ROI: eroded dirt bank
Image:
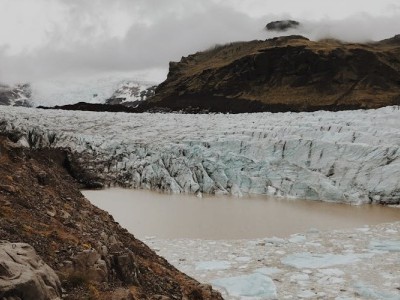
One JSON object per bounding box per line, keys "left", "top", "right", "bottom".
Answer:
{"left": 0, "top": 135, "right": 222, "bottom": 299}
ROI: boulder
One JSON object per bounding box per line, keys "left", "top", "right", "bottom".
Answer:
{"left": 0, "top": 241, "right": 61, "bottom": 300}
{"left": 70, "top": 249, "right": 108, "bottom": 282}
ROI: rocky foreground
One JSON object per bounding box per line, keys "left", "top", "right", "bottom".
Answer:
{"left": 0, "top": 136, "right": 222, "bottom": 299}
{"left": 1, "top": 106, "right": 399, "bottom": 204}
{"left": 139, "top": 35, "right": 400, "bottom": 113}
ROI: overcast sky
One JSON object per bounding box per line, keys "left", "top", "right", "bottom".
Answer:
{"left": 1, "top": 0, "right": 400, "bottom": 84}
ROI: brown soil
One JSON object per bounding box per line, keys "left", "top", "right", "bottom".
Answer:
{"left": 0, "top": 135, "right": 222, "bottom": 299}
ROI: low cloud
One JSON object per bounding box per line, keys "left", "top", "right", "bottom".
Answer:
{"left": 0, "top": 0, "right": 399, "bottom": 84}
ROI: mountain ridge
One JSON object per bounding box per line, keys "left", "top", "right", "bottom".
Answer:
{"left": 139, "top": 35, "right": 400, "bottom": 113}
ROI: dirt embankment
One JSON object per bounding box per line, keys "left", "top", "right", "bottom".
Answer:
{"left": 0, "top": 135, "right": 222, "bottom": 299}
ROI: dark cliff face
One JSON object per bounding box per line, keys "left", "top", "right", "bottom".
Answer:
{"left": 140, "top": 35, "right": 400, "bottom": 113}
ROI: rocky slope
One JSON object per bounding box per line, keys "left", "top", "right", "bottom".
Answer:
{"left": 1, "top": 106, "right": 399, "bottom": 204}
{"left": 0, "top": 83, "right": 32, "bottom": 107}
{"left": 138, "top": 35, "right": 400, "bottom": 113}
{"left": 0, "top": 136, "right": 222, "bottom": 299}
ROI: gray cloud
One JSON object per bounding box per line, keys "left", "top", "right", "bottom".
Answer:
{"left": 0, "top": 0, "right": 399, "bottom": 84}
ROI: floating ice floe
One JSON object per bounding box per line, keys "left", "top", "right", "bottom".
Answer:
{"left": 369, "top": 240, "right": 400, "bottom": 252}
{"left": 288, "top": 234, "right": 306, "bottom": 243}
{"left": 195, "top": 260, "right": 231, "bottom": 271}
{"left": 254, "top": 267, "right": 282, "bottom": 276}
{"left": 212, "top": 273, "right": 277, "bottom": 299}
{"left": 354, "top": 282, "right": 400, "bottom": 300}
{"left": 281, "top": 252, "right": 374, "bottom": 269}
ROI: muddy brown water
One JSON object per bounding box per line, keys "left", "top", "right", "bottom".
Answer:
{"left": 82, "top": 188, "right": 400, "bottom": 240}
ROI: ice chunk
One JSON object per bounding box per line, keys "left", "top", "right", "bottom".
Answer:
{"left": 281, "top": 252, "right": 371, "bottom": 269}
{"left": 290, "top": 272, "right": 310, "bottom": 283}
{"left": 255, "top": 267, "right": 282, "bottom": 276}
{"left": 369, "top": 240, "right": 400, "bottom": 252}
{"left": 319, "top": 268, "right": 345, "bottom": 276}
{"left": 264, "top": 237, "right": 286, "bottom": 245}
{"left": 297, "top": 290, "right": 316, "bottom": 298}
{"left": 288, "top": 234, "right": 306, "bottom": 243}
{"left": 235, "top": 256, "right": 252, "bottom": 262}
{"left": 195, "top": 260, "right": 231, "bottom": 270}
{"left": 354, "top": 282, "right": 400, "bottom": 300}
{"left": 212, "top": 273, "right": 277, "bottom": 299}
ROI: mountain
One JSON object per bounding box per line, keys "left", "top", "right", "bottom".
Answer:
{"left": 136, "top": 35, "right": 400, "bottom": 113}
{"left": 1, "top": 78, "right": 157, "bottom": 108}
{"left": 0, "top": 83, "right": 32, "bottom": 107}
{"left": 105, "top": 81, "right": 157, "bottom": 107}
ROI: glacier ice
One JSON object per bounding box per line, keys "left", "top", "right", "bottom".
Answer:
{"left": 0, "top": 105, "right": 399, "bottom": 204}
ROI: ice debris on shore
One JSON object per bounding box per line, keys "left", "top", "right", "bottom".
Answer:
{"left": 144, "top": 222, "right": 400, "bottom": 299}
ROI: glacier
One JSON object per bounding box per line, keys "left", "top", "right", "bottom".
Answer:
{"left": 0, "top": 105, "right": 399, "bottom": 204}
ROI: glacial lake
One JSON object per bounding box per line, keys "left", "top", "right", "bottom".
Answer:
{"left": 82, "top": 188, "right": 400, "bottom": 240}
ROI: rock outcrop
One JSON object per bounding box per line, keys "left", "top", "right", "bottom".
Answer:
{"left": 135, "top": 35, "right": 400, "bottom": 113}
{"left": 266, "top": 20, "right": 300, "bottom": 32}
{"left": 0, "top": 241, "right": 61, "bottom": 300}
{"left": 0, "top": 136, "right": 223, "bottom": 299}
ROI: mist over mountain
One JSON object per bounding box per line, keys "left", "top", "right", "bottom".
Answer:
{"left": 1, "top": 0, "right": 400, "bottom": 95}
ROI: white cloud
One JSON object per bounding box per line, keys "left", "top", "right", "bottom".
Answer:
{"left": 0, "top": 0, "right": 399, "bottom": 84}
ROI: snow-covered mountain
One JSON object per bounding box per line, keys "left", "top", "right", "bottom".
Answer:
{"left": 1, "top": 77, "right": 157, "bottom": 107}
{"left": 1, "top": 106, "right": 399, "bottom": 205}
{"left": 1, "top": 77, "right": 157, "bottom": 108}
{"left": 0, "top": 83, "right": 32, "bottom": 107}
{"left": 105, "top": 81, "right": 157, "bottom": 107}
